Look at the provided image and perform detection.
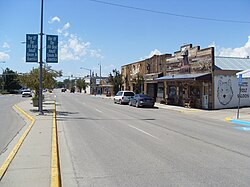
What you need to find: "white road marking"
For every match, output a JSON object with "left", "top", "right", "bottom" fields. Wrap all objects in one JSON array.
[
  {"left": 95, "top": 109, "right": 103, "bottom": 113},
  {"left": 128, "top": 125, "right": 159, "bottom": 140}
]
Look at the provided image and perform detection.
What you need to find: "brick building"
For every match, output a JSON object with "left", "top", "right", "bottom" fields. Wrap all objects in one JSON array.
[{"left": 121, "top": 44, "right": 250, "bottom": 109}]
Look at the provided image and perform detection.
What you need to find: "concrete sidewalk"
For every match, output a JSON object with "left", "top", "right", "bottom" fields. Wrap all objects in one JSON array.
[
  {"left": 95, "top": 94, "right": 250, "bottom": 124},
  {"left": 0, "top": 96, "right": 55, "bottom": 187}
]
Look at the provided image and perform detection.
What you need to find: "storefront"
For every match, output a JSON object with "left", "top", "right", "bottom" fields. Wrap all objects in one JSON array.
[{"left": 157, "top": 73, "right": 212, "bottom": 109}]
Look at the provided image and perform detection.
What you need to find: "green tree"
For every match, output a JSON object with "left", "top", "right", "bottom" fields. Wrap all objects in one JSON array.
[
  {"left": 108, "top": 69, "right": 123, "bottom": 95},
  {"left": 18, "top": 67, "right": 61, "bottom": 97},
  {"left": 63, "top": 79, "right": 70, "bottom": 89},
  {"left": 2, "top": 68, "right": 21, "bottom": 93},
  {"left": 76, "top": 78, "right": 88, "bottom": 93},
  {"left": 56, "top": 81, "right": 64, "bottom": 88}
]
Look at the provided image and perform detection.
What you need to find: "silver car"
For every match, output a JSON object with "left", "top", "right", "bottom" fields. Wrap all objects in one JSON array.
[{"left": 114, "top": 91, "right": 135, "bottom": 104}]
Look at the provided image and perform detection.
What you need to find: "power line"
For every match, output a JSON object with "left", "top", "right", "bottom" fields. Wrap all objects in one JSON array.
[{"left": 88, "top": 0, "right": 250, "bottom": 24}]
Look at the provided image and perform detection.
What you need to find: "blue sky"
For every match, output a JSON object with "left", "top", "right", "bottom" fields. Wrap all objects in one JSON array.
[{"left": 0, "top": 0, "right": 250, "bottom": 79}]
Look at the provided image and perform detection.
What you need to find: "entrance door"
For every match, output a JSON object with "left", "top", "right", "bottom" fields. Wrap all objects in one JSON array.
[{"left": 147, "top": 83, "right": 157, "bottom": 100}]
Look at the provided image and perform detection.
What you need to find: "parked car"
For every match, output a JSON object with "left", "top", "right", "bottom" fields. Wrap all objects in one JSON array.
[
  {"left": 21, "top": 89, "right": 32, "bottom": 97},
  {"left": 114, "top": 91, "right": 135, "bottom": 104},
  {"left": 129, "top": 94, "right": 155, "bottom": 108}
]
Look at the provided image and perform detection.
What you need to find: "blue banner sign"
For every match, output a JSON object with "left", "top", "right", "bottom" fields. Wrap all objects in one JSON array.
[
  {"left": 26, "top": 34, "right": 38, "bottom": 62},
  {"left": 46, "top": 35, "right": 58, "bottom": 63}
]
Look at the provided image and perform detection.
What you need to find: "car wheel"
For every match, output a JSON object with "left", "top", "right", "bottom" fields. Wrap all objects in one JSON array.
[
  {"left": 119, "top": 100, "right": 122, "bottom": 105},
  {"left": 136, "top": 102, "right": 139, "bottom": 108},
  {"left": 129, "top": 101, "right": 132, "bottom": 106}
]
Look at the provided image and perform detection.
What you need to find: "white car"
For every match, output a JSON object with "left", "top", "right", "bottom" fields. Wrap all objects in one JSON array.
[
  {"left": 21, "top": 89, "right": 32, "bottom": 97},
  {"left": 114, "top": 91, "right": 135, "bottom": 104}
]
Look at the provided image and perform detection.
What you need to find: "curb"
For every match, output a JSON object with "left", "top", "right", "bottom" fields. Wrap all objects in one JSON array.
[
  {"left": 0, "top": 105, "right": 35, "bottom": 180},
  {"left": 51, "top": 101, "right": 61, "bottom": 187}
]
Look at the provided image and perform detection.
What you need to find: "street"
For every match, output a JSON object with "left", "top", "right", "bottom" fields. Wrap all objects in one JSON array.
[
  {"left": 55, "top": 90, "right": 250, "bottom": 187},
  {"left": 0, "top": 95, "right": 26, "bottom": 155}
]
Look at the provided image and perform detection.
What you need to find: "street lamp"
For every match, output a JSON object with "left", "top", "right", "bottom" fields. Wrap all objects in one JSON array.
[
  {"left": 80, "top": 67, "right": 92, "bottom": 94},
  {"left": 98, "top": 62, "right": 102, "bottom": 95}
]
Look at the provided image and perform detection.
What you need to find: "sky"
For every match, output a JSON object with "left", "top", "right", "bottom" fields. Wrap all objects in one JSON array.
[{"left": 0, "top": 0, "right": 250, "bottom": 79}]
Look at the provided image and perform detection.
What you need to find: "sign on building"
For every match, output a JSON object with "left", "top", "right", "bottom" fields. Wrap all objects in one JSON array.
[
  {"left": 46, "top": 35, "right": 58, "bottom": 63},
  {"left": 26, "top": 34, "right": 38, "bottom": 62}
]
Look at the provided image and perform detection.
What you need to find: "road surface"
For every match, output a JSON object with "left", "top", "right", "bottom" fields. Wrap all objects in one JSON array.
[
  {"left": 0, "top": 95, "right": 26, "bottom": 156},
  {"left": 55, "top": 91, "right": 250, "bottom": 187}
]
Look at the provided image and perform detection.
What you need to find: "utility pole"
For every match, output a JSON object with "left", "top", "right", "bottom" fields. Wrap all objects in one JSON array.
[
  {"left": 98, "top": 63, "right": 102, "bottom": 95},
  {"left": 39, "top": 0, "right": 44, "bottom": 114}
]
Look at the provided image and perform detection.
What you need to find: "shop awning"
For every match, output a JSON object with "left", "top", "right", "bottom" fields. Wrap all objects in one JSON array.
[{"left": 156, "top": 73, "right": 211, "bottom": 81}]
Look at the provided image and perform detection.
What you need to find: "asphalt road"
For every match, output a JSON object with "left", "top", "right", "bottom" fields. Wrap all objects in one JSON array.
[
  {"left": 0, "top": 94, "right": 26, "bottom": 156},
  {"left": 55, "top": 91, "right": 250, "bottom": 187}
]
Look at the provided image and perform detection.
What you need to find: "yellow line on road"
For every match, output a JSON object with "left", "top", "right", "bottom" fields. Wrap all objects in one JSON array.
[
  {"left": 51, "top": 101, "right": 61, "bottom": 187},
  {"left": 0, "top": 105, "right": 35, "bottom": 180}
]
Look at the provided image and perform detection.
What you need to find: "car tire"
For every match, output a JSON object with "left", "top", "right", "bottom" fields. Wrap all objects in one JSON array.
[
  {"left": 119, "top": 100, "right": 122, "bottom": 105},
  {"left": 129, "top": 101, "right": 132, "bottom": 106}
]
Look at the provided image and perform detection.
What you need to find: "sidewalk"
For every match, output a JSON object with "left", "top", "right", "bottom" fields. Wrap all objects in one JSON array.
[
  {"left": 95, "top": 94, "right": 250, "bottom": 124},
  {"left": 0, "top": 96, "right": 55, "bottom": 187}
]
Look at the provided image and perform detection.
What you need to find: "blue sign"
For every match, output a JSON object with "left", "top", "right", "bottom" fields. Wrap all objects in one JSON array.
[
  {"left": 46, "top": 35, "right": 58, "bottom": 63},
  {"left": 238, "top": 74, "right": 243, "bottom": 85},
  {"left": 26, "top": 34, "right": 38, "bottom": 62}
]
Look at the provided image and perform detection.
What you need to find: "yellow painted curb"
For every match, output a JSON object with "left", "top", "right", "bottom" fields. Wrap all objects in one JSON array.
[
  {"left": 51, "top": 101, "right": 61, "bottom": 187},
  {"left": 224, "top": 117, "right": 232, "bottom": 122},
  {"left": 0, "top": 105, "right": 35, "bottom": 180}
]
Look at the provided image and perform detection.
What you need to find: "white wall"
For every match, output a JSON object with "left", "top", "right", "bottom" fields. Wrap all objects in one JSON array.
[{"left": 214, "top": 75, "right": 250, "bottom": 109}]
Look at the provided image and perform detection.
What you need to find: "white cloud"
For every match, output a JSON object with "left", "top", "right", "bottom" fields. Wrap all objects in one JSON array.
[
  {"left": 140, "top": 49, "right": 162, "bottom": 60},
  {"left": 145, "top": 49, "right": 162, "bottom": 59},
  {"left": 2, "top": 42, "right": 10, "bottom": 49},
  {"left": 48, "top": 16, "right": 60, "bottom": 24},
  {"left": 57, "top": 22, "right": 103, "bottom": 61},
  {"left": 89, "top": 49, "right": 103, "bottom": 59},
  {"left": 219, "top": 35, "right": 250, "bottom": 58},
  {"left": 57, "top": 22, "right": 70, "bottom": 34},
  {"left": 0, "top": 51, "right": 10, "bottom": 61},
  {"left": 59, "top": 34, "right": 90, "bottom": 61}
]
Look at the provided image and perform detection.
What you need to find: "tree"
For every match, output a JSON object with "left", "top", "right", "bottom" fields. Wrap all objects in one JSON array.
[
  {"left": 108, "top": 69, "right": 123, "bottom": 95},
  {"left": 18, "top": 67, "right": 61, "bottom": 97},
  {"left": 2, "top": 68, "right": 21, "bottom": 93},
  {"left": 63, "top": 79, "right": 71, "bottom": 89},
  {"left": 76, "top": 78, "right": 88, "bottom": 93},
  {"left": 132, "top": 73, "right": 144, "bottom": 94}
]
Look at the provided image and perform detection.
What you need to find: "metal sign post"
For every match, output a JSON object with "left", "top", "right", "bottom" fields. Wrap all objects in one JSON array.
[
  {"left": 237, "top": 74, "right": 242, "bottom": 119},
  {"left": 39, "top": 0, "right": 44, "bottom": 115}
]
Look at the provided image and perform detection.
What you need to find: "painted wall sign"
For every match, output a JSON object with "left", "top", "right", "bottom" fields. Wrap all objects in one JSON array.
[{"left": 214, "top": 75, "right": 250, "bottom": 109}]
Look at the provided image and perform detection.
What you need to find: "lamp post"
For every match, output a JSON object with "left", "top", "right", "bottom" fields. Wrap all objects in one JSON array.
[
  {"left": 98, "top": 62, "right": 102, "bottom": 95},
  {"left": 38, "top": 0, "right": 44, "bottom": 115},
  {"left": 80, "top": 67, "right": 92, "bottom": 94}
]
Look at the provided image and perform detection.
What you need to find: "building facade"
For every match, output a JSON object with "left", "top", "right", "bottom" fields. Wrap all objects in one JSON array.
[{"left": 121, "top": 44, "right": 250, "bottom": 109}]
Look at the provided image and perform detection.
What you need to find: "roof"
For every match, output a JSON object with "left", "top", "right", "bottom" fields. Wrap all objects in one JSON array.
[
  {"left": 156, "top": 73, "right": 211, "bottom": 81},
  {"left": 215, "top": 56, "right": 250, "bottom": 71},
  {"left": 236, "top": 69, "right": 250, "bottom": 78}
]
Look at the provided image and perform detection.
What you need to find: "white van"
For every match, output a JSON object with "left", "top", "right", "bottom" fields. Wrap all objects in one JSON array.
[{"left": 114, "top": 91, "right": 135, "bottom": 104}]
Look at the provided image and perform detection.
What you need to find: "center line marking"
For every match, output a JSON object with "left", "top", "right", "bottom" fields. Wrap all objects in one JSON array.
[
  {"left": 95, "top": 109, "right": 103, "bottom": 113},
  {"left": 128, "top": 125, "right": 159, "bottom": 140}
]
